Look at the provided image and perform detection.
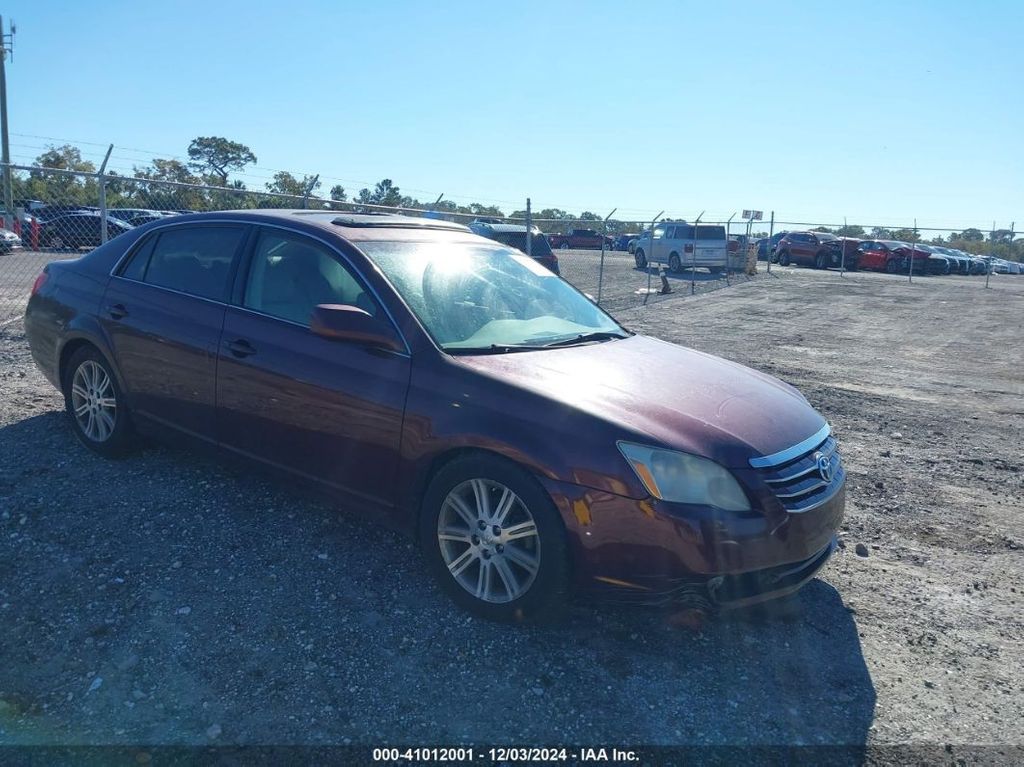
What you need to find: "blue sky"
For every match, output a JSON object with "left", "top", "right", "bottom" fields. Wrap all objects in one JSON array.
[{"left": 5, "top": 0, "right": 1022, "bottom": 229}]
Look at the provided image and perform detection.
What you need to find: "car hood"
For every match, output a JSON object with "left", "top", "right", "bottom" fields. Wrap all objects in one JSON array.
[{"left": 456, "top": 335, "right": 825, "bottom": 468}]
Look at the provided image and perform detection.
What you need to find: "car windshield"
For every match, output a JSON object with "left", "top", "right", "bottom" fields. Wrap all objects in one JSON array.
[{"left": 360, "top": 240, "right": 625, "bottom": 351}]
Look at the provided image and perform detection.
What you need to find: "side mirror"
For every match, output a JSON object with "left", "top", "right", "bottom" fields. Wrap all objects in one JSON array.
[{"left": 310, "top": 304, "right": 404, "bottom": 353}]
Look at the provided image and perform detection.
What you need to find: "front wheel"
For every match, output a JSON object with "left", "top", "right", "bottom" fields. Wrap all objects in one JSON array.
[
  {"left": 668, "top": 253, "right": 682, "bottom": 273},
  {"left": 778, "top": 251, "right": 791, "bottom": 266},
  {"left": 559, "top": 242, "right": 570, "bottom": 250},
  {"left": 815, "top": 252, "right": 829, "bottom": 269},
  {"left": 63, "top": 346, "right": 136, "bottom": 457},
  {"left": 419, "top": 455, "right": 570, "bottom": 622},
  {"left": 634, "top": 249, "right": 647, "bottom": 269},
  {"left": 885, "top": 258, "right": 900, "bottom": 274}
]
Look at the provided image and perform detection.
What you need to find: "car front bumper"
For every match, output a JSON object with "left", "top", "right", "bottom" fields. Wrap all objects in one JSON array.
[{"left": 538, "top": 475, "right": 844, "bottom": 610}]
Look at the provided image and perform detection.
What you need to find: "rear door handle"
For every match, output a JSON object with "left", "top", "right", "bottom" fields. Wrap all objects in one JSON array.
[
  {"left": 226, "top": 338, "right": 256, "bottom": 358},
  {"left": 107, "top": 303, "right": 128, "bottom": 320}
]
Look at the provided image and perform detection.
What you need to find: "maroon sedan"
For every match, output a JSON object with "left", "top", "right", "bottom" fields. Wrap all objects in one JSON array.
[{"left": 25, "top": 211, "right": 845, "bottom": 622}]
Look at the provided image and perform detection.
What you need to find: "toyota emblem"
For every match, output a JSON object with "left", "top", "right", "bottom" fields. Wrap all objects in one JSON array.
[{"left": 815, "top": 453, "right": 833, "bottom": 483}]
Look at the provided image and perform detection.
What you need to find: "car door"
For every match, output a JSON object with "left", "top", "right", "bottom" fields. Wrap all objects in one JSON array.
[
  {"left": 649, "top": 224, "right": 668, "bottom": 263},
  {"left": 215, "top": 226, "right": 411, "bottom": 509},
  {"left": 101, "top": 223, "right": 249, "bottom": 442}
]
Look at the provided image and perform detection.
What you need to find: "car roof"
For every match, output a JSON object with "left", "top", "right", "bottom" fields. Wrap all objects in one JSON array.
[{"left": 150, "top": 209, "right": 476, "bottom": 243}]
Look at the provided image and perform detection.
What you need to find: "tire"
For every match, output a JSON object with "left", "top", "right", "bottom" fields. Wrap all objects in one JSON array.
[
  {"left": 634, "top": 249, "right": 647, "bottom": 269},
  {"left": 62, "top": 346, "right": 136, "bottom": 458},
  {"left": 419, "top": 454, "right": 570, "bottom": 622},
  {"left": 48, "top": 235, "right": 66, "bottom": 250},
  {"left": 815, "top": 252, "right": 828, "bottom": 269},
  {"left": 668, "top": 252, "right": 682, "bottom": 273},
  {"left": 885, "top": 258, "right": 900, "bottom": 274},
  {"left": 628, "top": 243, "right": 635, "bottom": 255},
  {"left": 778, "top": 251, "right": 791, "bottom": 267},
  {"left": 708, "top": 265, "right": 723, "bottom": 275},
  {"left": 560, "top": 242, "right": 570, "bottom": 250}
]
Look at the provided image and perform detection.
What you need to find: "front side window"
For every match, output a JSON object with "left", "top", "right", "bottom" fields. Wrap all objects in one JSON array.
[
  {"left": 142, "top": 226, "right": 246, "bottom": 301},
  {"left": 361, "top": 241, "right": 625, "bottom": 351},
  {"left": 243, "top": 228, "right": 378, "bottom": 326}
]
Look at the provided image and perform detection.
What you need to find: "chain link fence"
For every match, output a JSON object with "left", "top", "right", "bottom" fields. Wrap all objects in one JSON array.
[
  {"left": 3, "top": 163, "right": 1019, "bottom": 332},
  {"left": 0, "top": 165, "right": 773, "bottom": 327}
]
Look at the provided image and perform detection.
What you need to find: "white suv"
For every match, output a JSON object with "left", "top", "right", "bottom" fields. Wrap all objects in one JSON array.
[{"left": 632, "top": 222, "right": 729, "bottom": 273}]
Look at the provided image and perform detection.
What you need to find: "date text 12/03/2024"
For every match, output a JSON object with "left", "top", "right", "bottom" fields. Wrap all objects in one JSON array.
[{"left": 373, "top": 747, "right": 639, "bottom": 762}]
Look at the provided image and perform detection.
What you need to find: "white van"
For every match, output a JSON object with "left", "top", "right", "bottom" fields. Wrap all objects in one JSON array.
[{"left": 632, "top": 221, "right": 729, "bottom": 273}]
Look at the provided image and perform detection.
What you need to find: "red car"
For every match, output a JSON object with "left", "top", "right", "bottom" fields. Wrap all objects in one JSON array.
[
  {"left": 25, "top": 211, "right": 844, "bottom": 622},
  {"left": 775, "top": 231, "right": 859, "bottom": 269},
  {"left": 857, "top": 240, "right": 930, "bottom": 274}
]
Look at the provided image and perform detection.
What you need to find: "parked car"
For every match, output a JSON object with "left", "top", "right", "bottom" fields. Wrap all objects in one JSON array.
[
  {"left": 0, "top": 227, "right": 22, "bottom": 254},
  {"left": 932, "top": 247, "right": 972, "bottom": 275},
  {"left": 632, "top": 222, "right": 729, "bottom": 273},
  {"left": 627, "top": 231, "right": 648, "bottom": 255},
  {"left": 24, "top": 210, "right": 845, "bottom": 621},
  {"left": 774, "top": 231, "right": 851, "bottom": 269},
  {"left": 613, "top": 234, "right": 634, "bottom": 251},
  {"left": 38, "top": 212, "right": 134, "bottom": 250},
  {"left": 468, "top": 222, "right": 559, "bottom": 274},
  {"left": 856, "top": 240, "right": 906, "bottom": 274},
  {"left": 913, "top": 244, "right": 953, "bottom": 275},
  {"left": 109, "top": 208, "right": 171, "bottom": 227},
  {"left": 547, "top": 228, "right": 613, "bottom": 250}
]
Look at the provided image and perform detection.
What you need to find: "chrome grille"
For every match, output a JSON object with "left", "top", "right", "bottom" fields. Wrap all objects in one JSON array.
[{"left": 751, "top": 426, "right": 844, "bottom": 513}]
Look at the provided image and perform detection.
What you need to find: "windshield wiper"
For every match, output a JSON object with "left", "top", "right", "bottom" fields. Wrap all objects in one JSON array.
[
  {"left": 447, "top": 344, "right": 550, "bottom": 355},
  {"left": 541, "top": 331, "right": 630, "bottom": 348}
]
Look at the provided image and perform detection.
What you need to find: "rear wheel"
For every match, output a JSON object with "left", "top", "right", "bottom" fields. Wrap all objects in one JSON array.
[
  {"left": 885, "top": 258, "right": 900, "bottom": 274},
  {"left": 419, "top": 454, "right": 570, "bottom": 622},
  {"left": 778, "top": 250, "right": 791, "bottom": 266},
  {"left": 560, "top": 242, "right": 570, "bottom": 250},
  {"left": 815, "top": 252, "right": 828, "bottom": 269},
  {"left": 708, "top": 265, "right": 723, "bottom": 275},
  {"left": 668, "top": 252, "right": 682, "bottom": 273},
  {"left": 634, "top": 249, "right": 647, "bottom": 269},
  {"left": 62, "top": 346, "right": 136, "bottom": 458}
]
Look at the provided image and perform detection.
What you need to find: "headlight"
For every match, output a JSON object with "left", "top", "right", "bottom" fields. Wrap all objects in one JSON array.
[{"left": 617, "top": 442, "right": 751, "bottom": 511}]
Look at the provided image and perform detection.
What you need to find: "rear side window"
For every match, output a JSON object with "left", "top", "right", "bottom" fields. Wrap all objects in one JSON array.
[
  {"left": 121, "top": 236, "right": 157, "bottom": 282},
  {"left": 140, "top": 226, "right": 245, "bottom": 301}
]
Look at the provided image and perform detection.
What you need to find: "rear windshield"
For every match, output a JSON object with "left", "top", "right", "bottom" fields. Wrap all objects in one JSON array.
[{"left": 695, "top": 225, "right": 726, "bottom": 240}]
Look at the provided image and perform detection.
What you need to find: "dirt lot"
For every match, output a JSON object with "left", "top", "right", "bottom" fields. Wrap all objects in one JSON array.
[{"left": 0, "top": 266, "right": 1022, "bottom": 754}]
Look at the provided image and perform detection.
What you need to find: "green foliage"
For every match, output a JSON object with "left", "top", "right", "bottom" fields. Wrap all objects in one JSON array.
[
  {"left": 187, "top": 136, "right": 257, "bottom": 186},
  {"left": 835, "top": 224, "right": 865, "bottom": 237},
  {"left": 357, "top": 179, "right": 405, "bottom": 208}
]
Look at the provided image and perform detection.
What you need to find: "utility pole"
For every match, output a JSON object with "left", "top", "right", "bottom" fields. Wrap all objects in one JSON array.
[{"left": 0, "top": 16, "right": 15, "bottom": 231}]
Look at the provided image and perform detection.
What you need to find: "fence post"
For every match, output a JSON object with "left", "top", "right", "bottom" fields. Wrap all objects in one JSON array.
[
  {"left": 644, "top": 211, "right": 664, "bottom": 304},
  {"left": 726, "top": 212, "right": 735, "bottom": 286},
  {"left": 913, "top": 217, "right": 921, "bottom": 282},
  {"left": 598, "top": 207, "right": 617, "bottom": 305},
  {"left": 302, "top": 174, "right": 320, "bottom": 209},
  {"left": 766, "top": 212, "right": 774, "bottom": 274},
  {"left": 98, "top": 144, "right": 113, "bottom": 244},
  {"left": 691, "top": 212, "right": 703, "bottom": 295},
  {"left": 525, "top": 198, "right": 532, "bottom": 258}
]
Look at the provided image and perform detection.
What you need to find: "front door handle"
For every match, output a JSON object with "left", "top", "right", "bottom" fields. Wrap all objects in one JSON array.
[
  {"left": 107, "top": 303, "right": 128, "bottom": 320},
  {"left": 226, "top": 338, "right": 256, "bottom": 358}
]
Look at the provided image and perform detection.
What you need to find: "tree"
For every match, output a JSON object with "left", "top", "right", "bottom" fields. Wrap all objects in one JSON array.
[
  {"left": 870, "top": 226, "right": 893, "bottom": 239},
  {"left": 810, "top": 226, "right": 833, "bottom": 233},
  {"left": 187, "top": 136, "right": 257, "bottom": 186},
  {"left": 265, "top": 171, "right": 319, "bottom": 198},
  {"left": 835, "top": 224, "right": 865, "bottom": 237},
  {"left": 356, "top": 179, "right": 405, "bottom": 208},
  {"left": 35, "top": 144, "right": 95, "bottom": 173},
  {"left": 959, "top": 228, "right": 984, "bottom": 242},
  {"left": 329, "top": 184, "right": 347, "bottom": 202},
  {"left": 134, "top": 158, "right": 201, "bottom": 185}
]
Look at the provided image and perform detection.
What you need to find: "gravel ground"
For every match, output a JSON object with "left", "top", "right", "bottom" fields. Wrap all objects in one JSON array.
[{"left": 0, "top": 265, "right": 1022, "bottom": 752}]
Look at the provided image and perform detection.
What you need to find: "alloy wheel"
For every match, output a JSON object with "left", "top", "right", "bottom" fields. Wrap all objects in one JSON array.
[
  {"left": 437, "top": 478, "right": 540, "bottom": 604},
  {"left": 71, "top": 360, "right": 117, "bottom": 442}
]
